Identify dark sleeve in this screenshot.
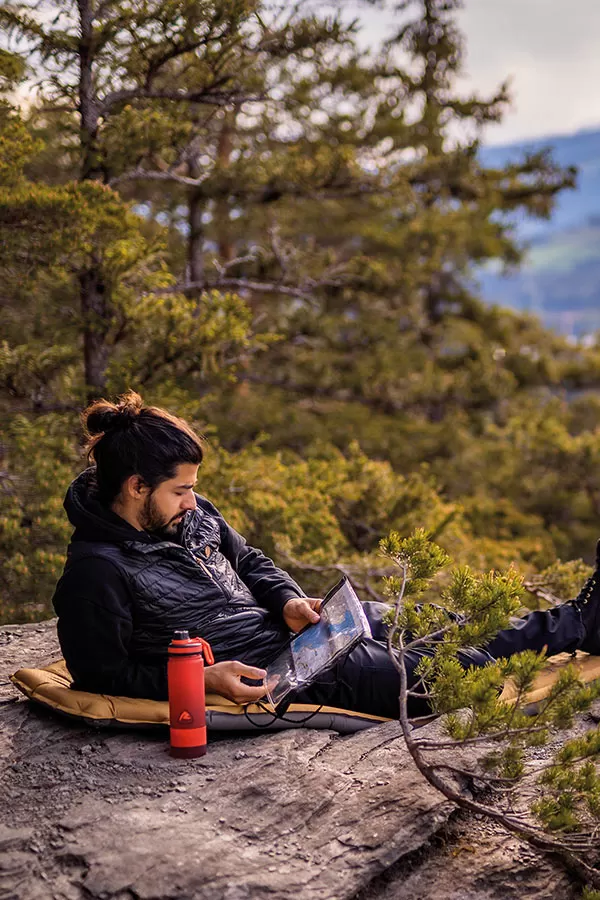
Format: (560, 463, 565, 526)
(52, 557, 168, 700)
(208, 503, 306, 617)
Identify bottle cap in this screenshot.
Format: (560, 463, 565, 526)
(173, 629, 190, 641)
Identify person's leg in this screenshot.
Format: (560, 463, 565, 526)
(360, 600, 394, 642)
(294, 639, 427, 718)
(297, 593, 590, 720)
(361, 595, 588, 660)
(486, 604, 584, 659)
(295, 637, 493, 719)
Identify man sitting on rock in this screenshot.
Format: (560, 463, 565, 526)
(52, 392, 600, 719)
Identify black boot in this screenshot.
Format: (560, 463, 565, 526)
(571, 569, 600, 655)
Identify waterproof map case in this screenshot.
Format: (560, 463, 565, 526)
(265, 577, 372, 711)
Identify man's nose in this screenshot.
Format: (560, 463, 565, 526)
(183, 494, 197, 512)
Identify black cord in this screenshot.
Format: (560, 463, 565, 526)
(242, 699, 326, 728)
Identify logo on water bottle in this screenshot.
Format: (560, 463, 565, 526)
(178, 710, 194, 724)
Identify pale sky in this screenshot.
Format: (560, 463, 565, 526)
(350, 0, 600, 146)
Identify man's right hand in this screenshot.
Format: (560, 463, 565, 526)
(204, 660, 267, 705)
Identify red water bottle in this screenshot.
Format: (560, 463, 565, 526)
(168, 630, 214, 759)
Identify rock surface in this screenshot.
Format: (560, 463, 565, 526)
(0, 620, 580, 899)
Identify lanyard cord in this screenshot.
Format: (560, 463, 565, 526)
(242, 699, 326, 728)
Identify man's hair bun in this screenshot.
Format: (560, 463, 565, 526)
(83, 391, 144, 436)
(80, 390, 204, 505)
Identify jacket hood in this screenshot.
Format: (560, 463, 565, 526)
(64, 468, 154, 544)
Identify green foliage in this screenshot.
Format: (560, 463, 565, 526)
(1, 5, 600, 869)
(0, 47, 25, 88)
(0, 111, 40, 185)
(106, 290, 258, 392)
(382, 527, 600, 807)
(0, 1, 598, 645)
(0, 427, 474, 622)
(381, 528, 451, 595)
(533, 727, 600, 834)
(203, 0, 579, 464)
(381, 529, 524, 650)
(0, 414, 78, 622)
(0, 104, 261, 408)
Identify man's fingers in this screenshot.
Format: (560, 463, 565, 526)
(305, 597, 323, 613)
(237, 684, 268, 702)
(230, 682, 268, 705)
(232, 662, 267, 679)
(300, 598, 321, 620)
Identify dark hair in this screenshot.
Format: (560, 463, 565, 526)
(82, 391, 204, 504)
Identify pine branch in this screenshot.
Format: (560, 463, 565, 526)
(386, 560, 600, 890)
(109, 168, 385, 202)
(143, 37, 216, 88)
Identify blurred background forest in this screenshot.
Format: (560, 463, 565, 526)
(2, 0, 600, 624)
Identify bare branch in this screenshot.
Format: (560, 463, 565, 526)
(432, 762, 518, 786)
(402, 624, 454, 651)
(275, 547, 393, 580)
(100, 87, 258, 115)
(148, 277, 320, 304)
(274, 547, 390, 604)
(523, 578, 563, 608)
(110, 169, 211, 188)
(212, 251, 262, 275)
(415, 725, 549, 751)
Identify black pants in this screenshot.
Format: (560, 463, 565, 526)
(295, 600, 585, 719)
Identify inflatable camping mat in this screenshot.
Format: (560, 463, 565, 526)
(11, 652, 600, 734)
(498, 649, 600, 708)
(9, 659, 389, 735)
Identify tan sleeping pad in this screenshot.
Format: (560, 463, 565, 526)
(11, 652, 600, 733)
(9, 659, 390, 734)
(498, 651, 600, 707)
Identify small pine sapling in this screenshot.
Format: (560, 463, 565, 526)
(380, 528, 600, 892)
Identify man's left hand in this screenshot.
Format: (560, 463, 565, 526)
(283, 597, 322, 633)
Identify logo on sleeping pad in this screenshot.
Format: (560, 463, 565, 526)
(178, 710, 194, 724)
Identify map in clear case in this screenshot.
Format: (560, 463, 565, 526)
(265, 577, 372, 709)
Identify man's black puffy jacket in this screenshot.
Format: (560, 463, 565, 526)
(52, 469, 305, 699)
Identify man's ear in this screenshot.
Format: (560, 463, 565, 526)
(123, 474, 149, 500)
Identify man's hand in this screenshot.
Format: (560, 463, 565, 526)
(204, 661, 267, 705)
(283, 597, 322, 633)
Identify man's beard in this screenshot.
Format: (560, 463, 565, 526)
(140, 493, 186, 540)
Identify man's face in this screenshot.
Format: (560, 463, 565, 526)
(139, 462, 199, 538)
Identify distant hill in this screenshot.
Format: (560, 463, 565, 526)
(478, 128, 600, 336)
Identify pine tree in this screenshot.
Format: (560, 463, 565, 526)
(1, 0, 599, 626)
(199, 0, 580, 463)
(0, 0, 267, 396)
(381, 527, 600, 891)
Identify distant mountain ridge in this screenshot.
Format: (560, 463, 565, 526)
(478, 127, 600, 336)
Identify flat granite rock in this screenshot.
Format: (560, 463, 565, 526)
(0, 619, 580, 900)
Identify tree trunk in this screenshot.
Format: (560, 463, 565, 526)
(77, 0, 102, 185)
(187, 153, 205, 288)
(79, 262, 111, 403)
(188, 192, 205, 284)
(77, 0, 111, 396)
(215, 114, 234, 264)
